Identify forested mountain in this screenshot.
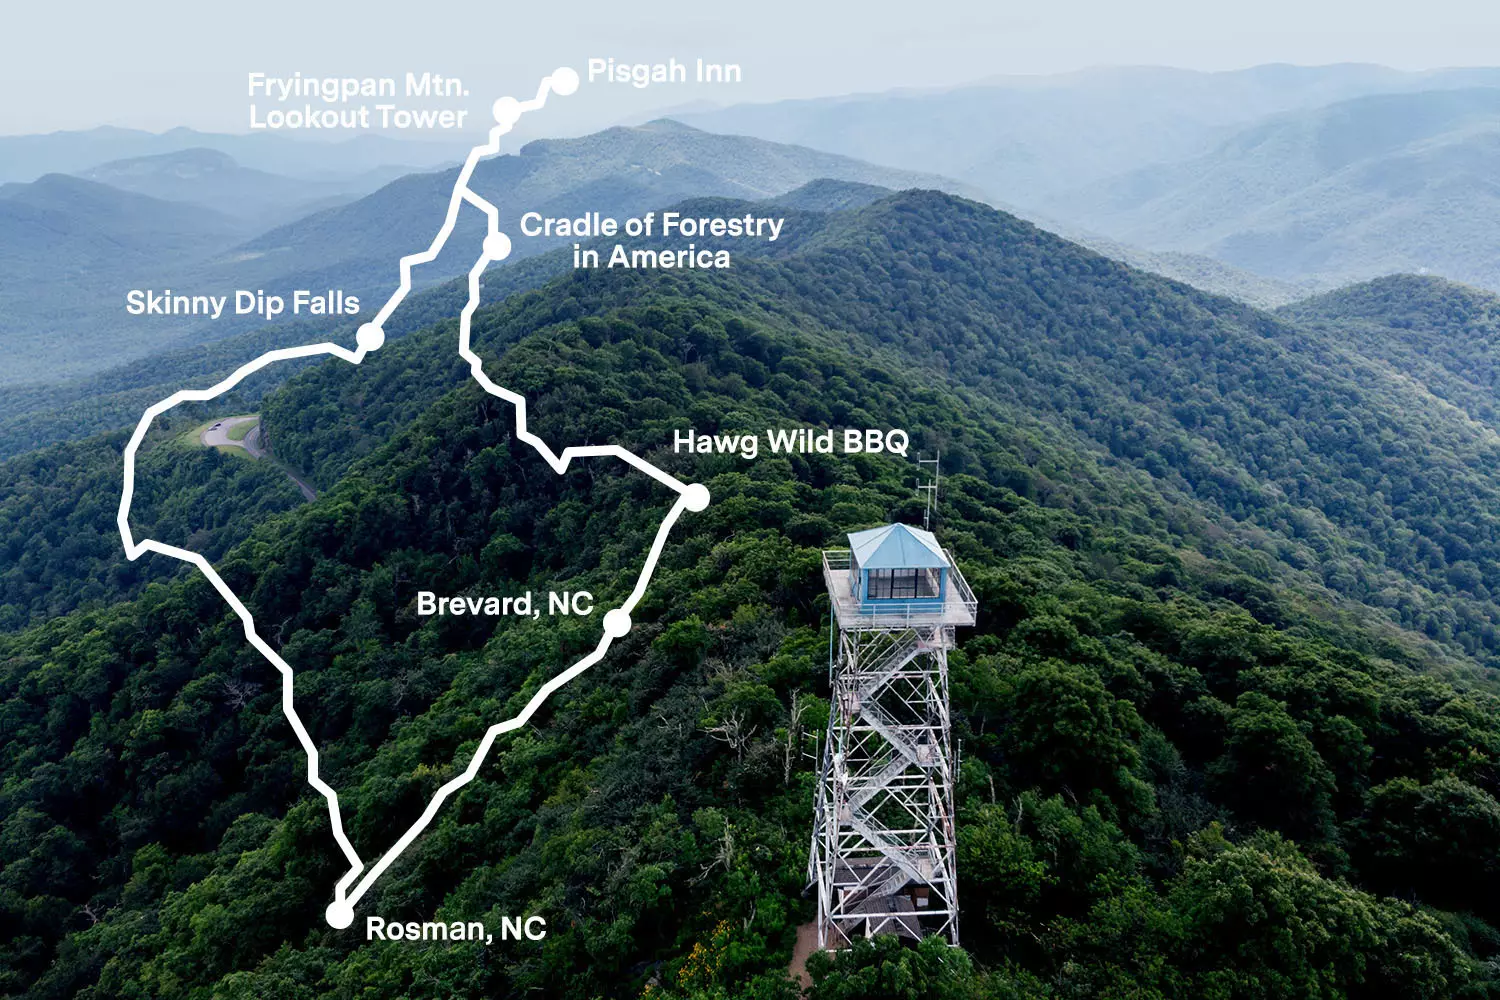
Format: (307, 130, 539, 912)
(0, 175, 249, 386)
(78, 149, 374, 228)
(0, 317, 344, 461)
(8, 190, 1500, 997)
(1050, 88, 1500, 290)
(218, 121, 976, 296)
(0, 175, 1318, 462)
(0, 426, 303, 631)
(763, 179, 1318, 305)
(1279, 274, 1500, 421)
(0, 124, 973, 392)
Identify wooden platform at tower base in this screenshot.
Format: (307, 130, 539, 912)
(823, 903, 921, 947)
(822, 858, 953, 946)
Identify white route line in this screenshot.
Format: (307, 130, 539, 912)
(115, 68, 711, 929)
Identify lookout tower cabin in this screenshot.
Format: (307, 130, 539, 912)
(823, 523, 976, 629)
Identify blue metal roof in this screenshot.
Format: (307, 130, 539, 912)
(847, 523, 949, 569)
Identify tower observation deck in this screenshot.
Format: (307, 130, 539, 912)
(809, 523, 977, 949)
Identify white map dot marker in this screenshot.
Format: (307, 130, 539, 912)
(683, 483, 711, 512)
(603, 608, 632, 637)
(326, 900, 354, 930)
(551, 67, 580, 97)
(356, 323, 385, 352)
(492, 96, 522, 127)
(483, 232, 512, 261)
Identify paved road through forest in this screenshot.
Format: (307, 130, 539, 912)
(201, 415, 316, 500)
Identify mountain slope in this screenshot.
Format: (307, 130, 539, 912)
(0, 174, 250, 386)
(0, 125, 458, 185)
(0, 123, 978, 392)
(9, 191, 1500, 996)
(0, 169, 1313, 465)
(77, 148, 371, 228)
(0, 171, 247, 248)
(1279, 274, 1500, 420)
(219, 119, 981, 294)
(758, 194, 1500, 661)
(1048, 88, 1500, 289)
(0, 426, 303, 631)
(0, 186, 842, 461)
(245, 190, 1500, 672)
(677, 63, 1500, 204)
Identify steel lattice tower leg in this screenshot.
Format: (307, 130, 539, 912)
(808, 623, 959, 948)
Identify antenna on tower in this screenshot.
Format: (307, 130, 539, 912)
(916, 451, 941, 532)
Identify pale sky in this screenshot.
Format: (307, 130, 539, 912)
(8, 0, 1500, 136)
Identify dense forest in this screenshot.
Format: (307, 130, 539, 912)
(5, 190, 1500, 997)
(1279, 274, 1500, 426)
(0, 427, 302, 631)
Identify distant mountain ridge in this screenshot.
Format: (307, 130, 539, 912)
(10, 79, 1497, 393)
(677, 63, 1500, 204)
(209, 119, 984, 297)
(77, 148, 375, 227)
(0, 125, 459, 184)
(0, 178, 1307, 457)
(1048, 88, 1500, 289)
(0, 121, 978, 389)
(676, 64, 1500, 295)
(0, 174, 249, 384)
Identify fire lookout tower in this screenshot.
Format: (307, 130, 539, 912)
(810, 523, 977, 948)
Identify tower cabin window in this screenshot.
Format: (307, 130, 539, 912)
(867, 567, 941, 600)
